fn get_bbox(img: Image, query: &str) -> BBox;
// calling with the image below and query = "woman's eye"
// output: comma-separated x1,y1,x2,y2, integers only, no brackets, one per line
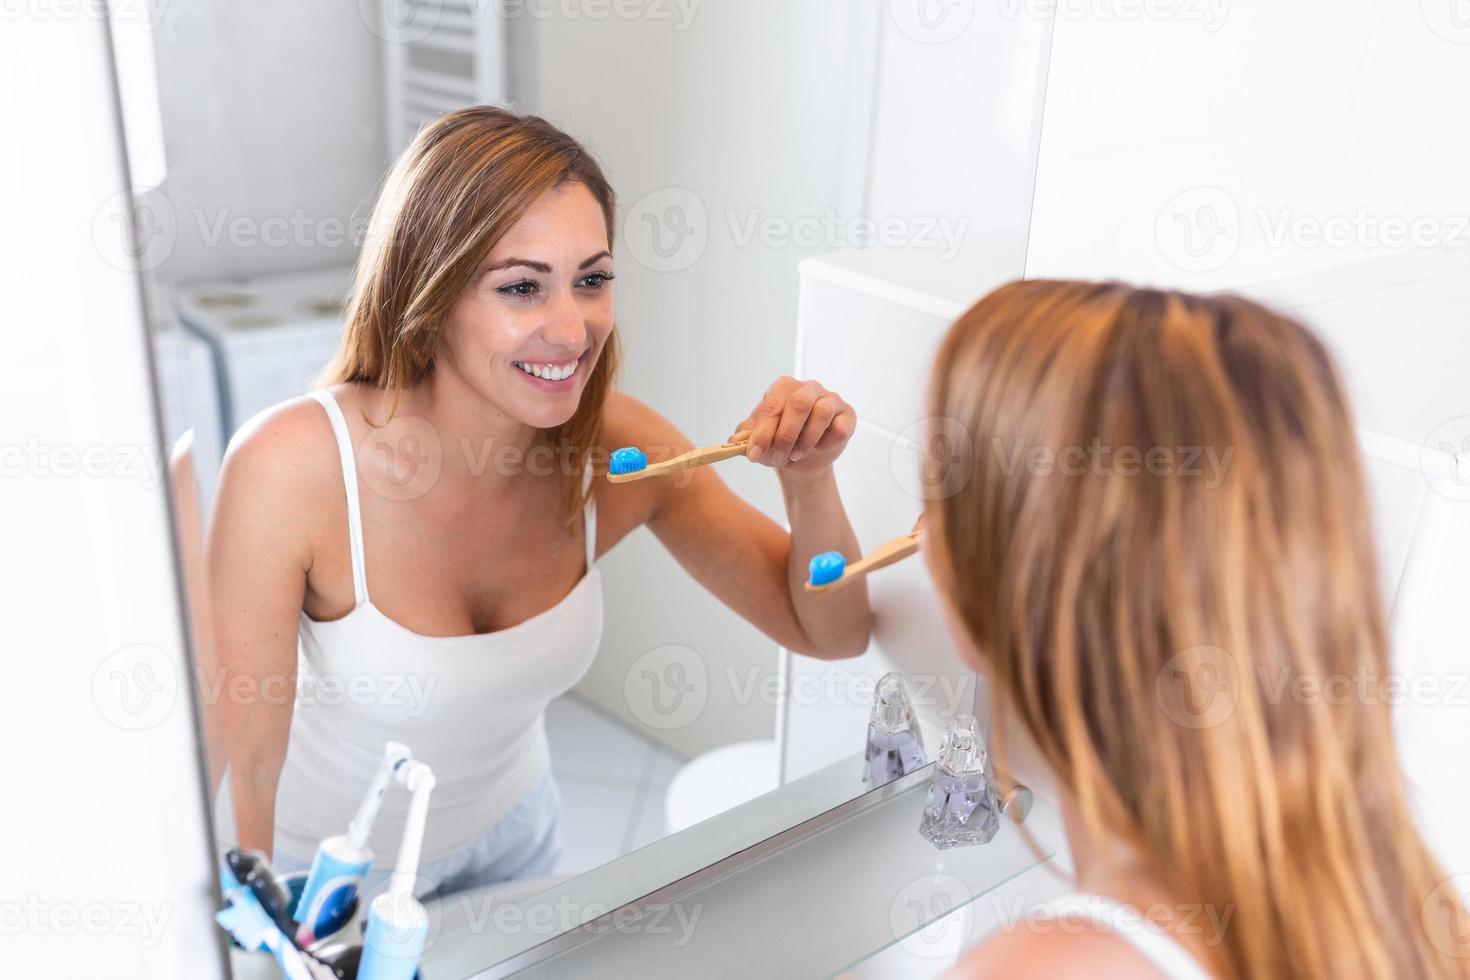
497,280,539,297
578,272,615,290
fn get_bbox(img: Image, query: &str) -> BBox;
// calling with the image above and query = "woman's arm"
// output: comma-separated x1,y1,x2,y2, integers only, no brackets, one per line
166,435,227,795
609,384,870,659
205,402,323,854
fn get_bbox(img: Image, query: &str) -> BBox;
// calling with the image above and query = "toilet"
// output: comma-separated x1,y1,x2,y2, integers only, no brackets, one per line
664,740,779,834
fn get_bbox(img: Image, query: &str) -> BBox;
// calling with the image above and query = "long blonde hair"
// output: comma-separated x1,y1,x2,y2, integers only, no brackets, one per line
325,105,620,525
924,279,1469,978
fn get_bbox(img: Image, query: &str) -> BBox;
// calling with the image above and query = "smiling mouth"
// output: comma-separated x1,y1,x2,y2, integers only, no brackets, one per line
511,356,582,382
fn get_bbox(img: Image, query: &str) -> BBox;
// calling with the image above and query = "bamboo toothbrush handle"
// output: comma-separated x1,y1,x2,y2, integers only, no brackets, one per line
806,529,922,593
607,433,752,483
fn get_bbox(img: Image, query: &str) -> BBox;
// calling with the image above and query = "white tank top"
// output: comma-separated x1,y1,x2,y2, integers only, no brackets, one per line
1027,892,1214,979
272,390,603,863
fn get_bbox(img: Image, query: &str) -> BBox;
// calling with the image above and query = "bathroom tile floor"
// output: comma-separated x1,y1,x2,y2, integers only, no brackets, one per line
544,693,687,875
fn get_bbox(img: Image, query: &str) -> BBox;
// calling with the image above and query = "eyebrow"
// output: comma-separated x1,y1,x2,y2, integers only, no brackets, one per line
484,250,613,275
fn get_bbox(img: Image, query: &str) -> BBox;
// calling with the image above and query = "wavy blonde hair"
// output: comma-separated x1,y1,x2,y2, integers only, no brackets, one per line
325,105,620,525
924,279,1469,978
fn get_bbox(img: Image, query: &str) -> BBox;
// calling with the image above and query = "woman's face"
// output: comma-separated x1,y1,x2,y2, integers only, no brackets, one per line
441,180,615,430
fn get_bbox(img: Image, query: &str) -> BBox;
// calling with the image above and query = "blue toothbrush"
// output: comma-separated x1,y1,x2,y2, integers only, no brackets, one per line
607,432,752,483
806,529,923,593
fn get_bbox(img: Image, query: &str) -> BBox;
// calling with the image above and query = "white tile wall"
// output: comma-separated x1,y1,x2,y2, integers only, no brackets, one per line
780,246,1026,783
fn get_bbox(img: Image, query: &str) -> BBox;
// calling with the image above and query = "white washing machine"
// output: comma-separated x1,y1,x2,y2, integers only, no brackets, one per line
176,266,352,438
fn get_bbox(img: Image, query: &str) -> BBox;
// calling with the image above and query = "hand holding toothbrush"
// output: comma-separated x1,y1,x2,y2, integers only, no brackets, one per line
607,377,856,483
727,376,857,481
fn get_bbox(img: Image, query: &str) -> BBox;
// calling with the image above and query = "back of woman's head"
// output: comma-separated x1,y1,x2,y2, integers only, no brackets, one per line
924,279,1468,979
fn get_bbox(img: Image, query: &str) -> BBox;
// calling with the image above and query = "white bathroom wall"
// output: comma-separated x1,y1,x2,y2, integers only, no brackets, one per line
513,1,885,757
1024,0,1470,872
148,0,388,284
866,0,1055,255
1026,0,1470,293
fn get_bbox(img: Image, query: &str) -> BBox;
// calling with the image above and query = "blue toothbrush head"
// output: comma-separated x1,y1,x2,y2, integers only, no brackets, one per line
609,446,647,475
808,550,847,586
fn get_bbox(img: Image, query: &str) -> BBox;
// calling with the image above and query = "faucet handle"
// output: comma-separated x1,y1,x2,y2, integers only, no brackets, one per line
998,782,1033,824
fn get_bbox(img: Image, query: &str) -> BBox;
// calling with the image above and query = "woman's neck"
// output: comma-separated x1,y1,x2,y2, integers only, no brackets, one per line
1059,796,1163,899
1057,796,1233,973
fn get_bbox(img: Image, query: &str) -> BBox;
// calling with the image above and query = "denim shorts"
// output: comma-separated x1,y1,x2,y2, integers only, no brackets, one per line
275,766,562,901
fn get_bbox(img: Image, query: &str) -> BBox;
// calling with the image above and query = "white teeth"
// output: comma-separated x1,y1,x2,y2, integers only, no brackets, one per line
514,360,577,382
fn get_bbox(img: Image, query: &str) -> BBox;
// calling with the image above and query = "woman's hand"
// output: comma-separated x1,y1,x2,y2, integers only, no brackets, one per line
730,376,856,481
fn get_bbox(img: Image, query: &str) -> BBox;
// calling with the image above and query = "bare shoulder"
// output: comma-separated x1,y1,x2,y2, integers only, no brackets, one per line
601,389,695,457
947,920,1169,980
213,392,342,545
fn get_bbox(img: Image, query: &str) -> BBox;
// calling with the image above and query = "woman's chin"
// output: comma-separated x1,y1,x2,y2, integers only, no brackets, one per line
515,396,581,431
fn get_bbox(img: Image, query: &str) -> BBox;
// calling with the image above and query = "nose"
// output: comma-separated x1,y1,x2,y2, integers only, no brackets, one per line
541,288,588,353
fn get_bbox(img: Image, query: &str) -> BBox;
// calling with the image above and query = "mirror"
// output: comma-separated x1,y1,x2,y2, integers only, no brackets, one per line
106,0,1470,972
126,1,1047,972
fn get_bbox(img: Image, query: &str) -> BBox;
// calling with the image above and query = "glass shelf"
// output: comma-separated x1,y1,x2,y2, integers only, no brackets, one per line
424,754,1057,978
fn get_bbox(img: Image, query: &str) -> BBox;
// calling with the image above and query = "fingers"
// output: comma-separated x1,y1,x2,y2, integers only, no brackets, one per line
787,394,845,462
735,378,854,466
743,377,797,462
812,403,855,452
767,384,822,465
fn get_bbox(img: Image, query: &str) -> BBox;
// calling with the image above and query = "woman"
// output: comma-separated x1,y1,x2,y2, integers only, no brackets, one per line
924,281,1469,978
207,107,869,897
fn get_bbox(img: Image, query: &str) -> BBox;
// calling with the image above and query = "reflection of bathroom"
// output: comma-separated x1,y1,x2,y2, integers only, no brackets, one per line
38,0,1465,975
150,2,924,876
149,0,1470,891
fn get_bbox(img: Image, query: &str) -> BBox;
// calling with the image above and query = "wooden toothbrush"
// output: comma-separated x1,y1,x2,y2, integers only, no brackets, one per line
606,432,752,483
805,529,923,593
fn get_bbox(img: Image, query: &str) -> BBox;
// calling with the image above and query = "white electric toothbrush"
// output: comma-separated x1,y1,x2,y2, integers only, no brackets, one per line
358,759,436,980
293,742,412,946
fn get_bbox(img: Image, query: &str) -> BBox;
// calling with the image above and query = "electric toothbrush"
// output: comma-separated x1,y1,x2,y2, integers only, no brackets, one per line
358,759,436,980
293,742,413,947
217,850,319,980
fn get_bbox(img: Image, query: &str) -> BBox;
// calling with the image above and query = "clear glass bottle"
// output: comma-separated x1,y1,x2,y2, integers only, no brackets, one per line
919,714,1000,848
864,673,927,788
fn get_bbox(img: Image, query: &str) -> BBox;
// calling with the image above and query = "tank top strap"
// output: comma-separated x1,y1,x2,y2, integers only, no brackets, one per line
309,390,369,606
581,462,597,571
